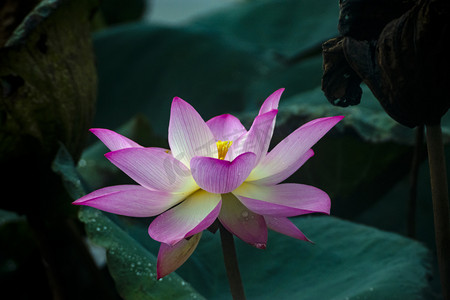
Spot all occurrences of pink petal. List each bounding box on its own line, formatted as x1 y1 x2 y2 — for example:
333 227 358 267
190 152 256 194
206 114 247 141
168 97 217 167
264 216 310 242
72 185 185 217
157 233 202 279
225 88 284 162
248 116 343 184
105 147 197 192
227 110 277 164
218 193 267 249
247 149 314 186
233 183 330 217
90 128 143 151
148 190 221 245
258 88 284 115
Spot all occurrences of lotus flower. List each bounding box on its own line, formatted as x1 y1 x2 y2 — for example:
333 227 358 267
74 89 343 278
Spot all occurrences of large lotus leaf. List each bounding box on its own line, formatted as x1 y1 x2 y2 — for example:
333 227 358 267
190 0 339 58
79 208 432 300
79 207 205 300
92 22 277 136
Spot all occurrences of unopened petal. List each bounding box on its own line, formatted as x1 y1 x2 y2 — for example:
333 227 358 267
206 114 247 141
248 116 343 184
148 190 221 245
157 233 202 279
105 147 197 193
190 152 256 194
233 182 330 217
264 216 310 242
218 193 267 248
73 185 186 217
258 88 284 115
90 128 143 151
169 97 217 167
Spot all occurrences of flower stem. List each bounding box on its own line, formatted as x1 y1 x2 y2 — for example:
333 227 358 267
219 224 246 300
425 122 450 300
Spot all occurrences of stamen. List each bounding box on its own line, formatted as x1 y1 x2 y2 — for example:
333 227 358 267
216 140 233 160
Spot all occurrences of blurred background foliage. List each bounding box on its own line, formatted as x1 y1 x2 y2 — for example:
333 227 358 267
0 0 447 299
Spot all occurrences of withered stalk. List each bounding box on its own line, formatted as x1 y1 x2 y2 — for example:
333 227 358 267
426 121 450 300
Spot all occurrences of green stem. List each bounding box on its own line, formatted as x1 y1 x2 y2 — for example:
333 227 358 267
219 224 246 300
425 122 450 300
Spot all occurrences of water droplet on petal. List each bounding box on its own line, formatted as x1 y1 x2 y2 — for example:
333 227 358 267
254 243 266 249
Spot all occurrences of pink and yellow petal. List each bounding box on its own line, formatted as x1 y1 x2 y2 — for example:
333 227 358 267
105 147 198 193
73 185 186 217
190 152 256 194
233 182 331 217
148 190 221 245
168 97 217 167
218 193 267 249
157 233 202 279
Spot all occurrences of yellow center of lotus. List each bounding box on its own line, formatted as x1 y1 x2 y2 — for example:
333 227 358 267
216 140 233 160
